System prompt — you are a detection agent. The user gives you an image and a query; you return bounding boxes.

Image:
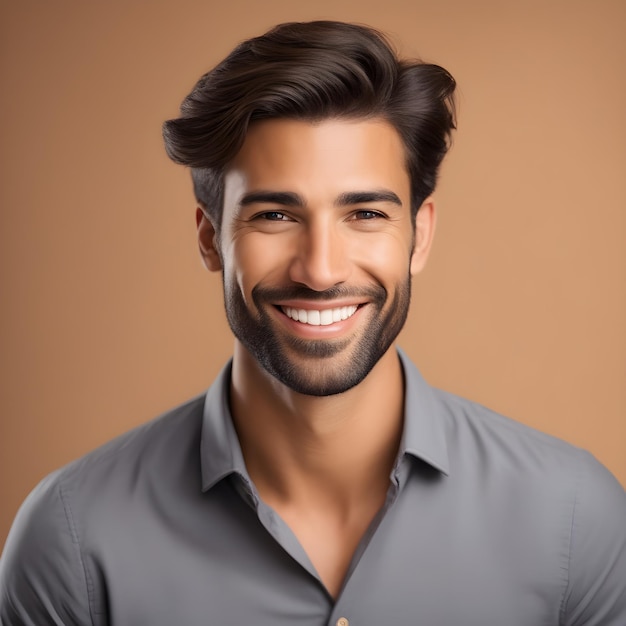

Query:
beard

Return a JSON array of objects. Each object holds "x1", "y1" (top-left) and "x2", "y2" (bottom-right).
[{"x1": 223, "y1": 274, "x2": 412, "y2": 397}]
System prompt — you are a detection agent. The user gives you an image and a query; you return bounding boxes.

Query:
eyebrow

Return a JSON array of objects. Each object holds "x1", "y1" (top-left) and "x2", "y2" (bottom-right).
[
  {"x1": 239, "y1": 191, "x2": 303, "y2": 207},
  {"x1": 238, "y1": 189, "x2": 403, "y2": 208},
  {"x1": 335, "y1": 190, "x2": 402, "y2": 207}
]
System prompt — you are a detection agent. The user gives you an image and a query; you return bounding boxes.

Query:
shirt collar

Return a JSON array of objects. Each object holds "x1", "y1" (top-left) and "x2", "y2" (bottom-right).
[
  {"x1": 200, "y1": 361, "x2": 250, "y2": 491},
  {"x1": 397, "y1": 348, "x2": 450, "y2": 476},
  {"x1": 200, "y1": 349, "x2": 450, "y2": 490}
]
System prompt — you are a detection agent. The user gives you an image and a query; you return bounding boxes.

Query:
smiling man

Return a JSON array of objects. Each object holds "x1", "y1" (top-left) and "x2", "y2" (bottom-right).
[
  {"x1": 215, "y1": 118, "x2": 421, "y2": 400},
  {"x1": 1, "y1": 20, "x2": 625, "y2": 626}
]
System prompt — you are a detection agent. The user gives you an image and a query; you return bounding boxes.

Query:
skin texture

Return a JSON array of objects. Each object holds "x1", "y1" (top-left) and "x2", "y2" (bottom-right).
[
  {"x1": 197, "y1": 117, "x2": 436, "y2": 597},
  {"x1": 199, "y1": 118, "x2": 431, "y2": 396}
]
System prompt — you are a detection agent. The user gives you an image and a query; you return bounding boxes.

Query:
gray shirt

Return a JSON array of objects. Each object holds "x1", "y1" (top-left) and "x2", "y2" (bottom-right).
[{"x1": 1, "y1": 351, "x2": 625, "y2": 625}]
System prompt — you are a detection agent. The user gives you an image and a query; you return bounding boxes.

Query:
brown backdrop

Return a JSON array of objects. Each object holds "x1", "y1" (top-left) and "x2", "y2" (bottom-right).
[{"x1": 1, "y1": 0, "x2": 625, "y2": 549}]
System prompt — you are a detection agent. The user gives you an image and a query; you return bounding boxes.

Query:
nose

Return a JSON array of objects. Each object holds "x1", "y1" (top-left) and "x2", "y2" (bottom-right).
[{"x1": 288, "y1": 220, "x2": 351, "y2": 291}]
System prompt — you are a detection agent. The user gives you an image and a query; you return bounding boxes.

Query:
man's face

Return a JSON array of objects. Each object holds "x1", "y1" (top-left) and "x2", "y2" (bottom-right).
[{"x1": 200, "y1": 118, "x2": 433, "y2": 396}]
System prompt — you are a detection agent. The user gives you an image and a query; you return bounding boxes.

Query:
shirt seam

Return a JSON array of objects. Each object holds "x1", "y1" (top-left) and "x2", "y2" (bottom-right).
[
  {"x1": 59, "y1": 483, "x2": 97, "y2": 626},
  {"x1": 558, "y1": 452, "x2": 583, "y2": 626}
]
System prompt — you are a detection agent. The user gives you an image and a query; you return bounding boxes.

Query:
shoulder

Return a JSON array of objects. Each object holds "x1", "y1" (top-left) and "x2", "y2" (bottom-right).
[
  {"x1": 432, "y1": 388, "x2": 626, "y2": 623},
  {"x1": 400, "y1": 350, "x2": 590, "y2": 481},
  {"x1": 56, "y1": 392, "x2": 206, "y2": 494},
  {"x1": 0, "y1": 393, "x2": 206, "y2": 624},
  {"x1": 432, "y1": 386, "x2": 624, "y2": 518},
  {"x1": 433, "y1": 387, "x2": 592, "y2": 476},
  {"x1": 44, "y1": 392, "x2": 208, "y2": 555},
  {"x1": 560, "y1": 448, "x2": 626, "y2": 624}
]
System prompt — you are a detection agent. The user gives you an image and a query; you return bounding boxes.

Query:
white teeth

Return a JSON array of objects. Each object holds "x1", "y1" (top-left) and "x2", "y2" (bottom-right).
[
  {"x1": 320, "y1": 310, "x2": 333, "y2": 325},
  {"x1": 282, "y1": 305, "x2": 358, "y2": 326}
]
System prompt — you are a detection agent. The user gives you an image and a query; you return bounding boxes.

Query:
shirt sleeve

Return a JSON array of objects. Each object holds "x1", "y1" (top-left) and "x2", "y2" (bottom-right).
[
  {"x1": 0, "y1": 472, "x2": 93, "y2": 626},
  {"x1": 561, "y1": 451, "x2": 626, "y2": 626}
]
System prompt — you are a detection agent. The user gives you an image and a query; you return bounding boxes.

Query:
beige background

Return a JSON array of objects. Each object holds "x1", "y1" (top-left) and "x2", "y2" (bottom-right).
[{"x1": 1, "y1": 0, "x2": 624, "y2": 549}]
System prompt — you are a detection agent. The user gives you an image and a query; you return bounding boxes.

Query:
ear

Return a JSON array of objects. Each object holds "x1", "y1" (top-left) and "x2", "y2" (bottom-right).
[
  {"x1": 196, "y1": 206, "x2": 223, "y2": 272},
  {"x1": 410, "y1": 197, "x2": 436, "y2": 276}
]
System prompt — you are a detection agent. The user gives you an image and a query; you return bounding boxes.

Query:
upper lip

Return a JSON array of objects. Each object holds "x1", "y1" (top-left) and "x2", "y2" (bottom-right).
[{"x1": 274, "y1": 299, "x2": 365, "y2": 310}]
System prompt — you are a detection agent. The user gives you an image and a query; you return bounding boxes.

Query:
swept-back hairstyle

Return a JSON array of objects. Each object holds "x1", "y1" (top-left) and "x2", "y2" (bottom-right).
[{"x1": 163, "y1": 21, "x2": 456, "y2": 228}]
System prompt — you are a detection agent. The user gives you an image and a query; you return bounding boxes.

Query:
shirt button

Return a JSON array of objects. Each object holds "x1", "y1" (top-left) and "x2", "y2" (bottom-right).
[{"x1": 336, "y1": 619, "x2": 349, "y2": 626}]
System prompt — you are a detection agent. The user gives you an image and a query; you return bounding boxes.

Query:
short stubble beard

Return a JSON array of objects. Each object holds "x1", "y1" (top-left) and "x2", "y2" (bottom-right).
[{"x1": 223, "y1": 277, "x2": 411, "y2": 397}]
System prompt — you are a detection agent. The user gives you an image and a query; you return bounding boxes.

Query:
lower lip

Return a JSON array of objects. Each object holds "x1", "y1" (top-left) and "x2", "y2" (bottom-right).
[{"x1": 275, "y1": 305, "x2": 365, "y2": 338}]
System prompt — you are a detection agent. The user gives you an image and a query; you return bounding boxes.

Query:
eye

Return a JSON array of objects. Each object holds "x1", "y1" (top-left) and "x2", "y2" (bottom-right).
[
  {"x1": 352, "y1": 209, "x2": 385, "y2": 220},
  {"x1": 255, "y1": 211, "x2": 292, "y2": 221}
]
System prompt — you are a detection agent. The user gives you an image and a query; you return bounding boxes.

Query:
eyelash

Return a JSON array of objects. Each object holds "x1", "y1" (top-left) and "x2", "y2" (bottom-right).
[
  {"x1": 352, "y1": 210, "x2": 385, "y2": 220},
  {"x1": 256, "y1": 211, "x2": 291, "y2": 221}
]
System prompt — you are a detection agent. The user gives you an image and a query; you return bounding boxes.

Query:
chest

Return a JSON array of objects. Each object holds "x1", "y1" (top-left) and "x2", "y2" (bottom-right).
[{"x1": 85, "y1": 476, "x2": 567, "y2": 626}]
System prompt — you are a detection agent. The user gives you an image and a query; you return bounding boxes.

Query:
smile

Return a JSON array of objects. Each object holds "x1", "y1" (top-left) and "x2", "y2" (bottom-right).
[{"x1": 280, "y1": 305, "x2": 358, "y2": 326}]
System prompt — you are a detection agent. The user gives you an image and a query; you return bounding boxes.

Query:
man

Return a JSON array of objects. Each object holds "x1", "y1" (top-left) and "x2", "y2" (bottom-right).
[{"x1": 1, "y1": 20, "x2": 625, "y2": 626}]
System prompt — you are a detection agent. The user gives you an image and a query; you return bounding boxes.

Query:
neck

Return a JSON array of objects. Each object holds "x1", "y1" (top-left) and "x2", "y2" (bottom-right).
[{"x1": 229, "y1": 343, "x2": 405, "y2": 511}]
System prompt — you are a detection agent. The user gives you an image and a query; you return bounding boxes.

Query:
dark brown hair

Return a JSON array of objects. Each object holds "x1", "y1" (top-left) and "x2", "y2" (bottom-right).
[{"x1": 163, "y1": 21, "x2": 456, "y2": 228}]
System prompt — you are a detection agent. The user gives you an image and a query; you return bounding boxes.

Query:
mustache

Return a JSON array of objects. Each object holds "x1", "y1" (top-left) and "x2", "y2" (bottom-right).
[{"x1": 251, "y1": 284, "x2": 387, "y2": 305}]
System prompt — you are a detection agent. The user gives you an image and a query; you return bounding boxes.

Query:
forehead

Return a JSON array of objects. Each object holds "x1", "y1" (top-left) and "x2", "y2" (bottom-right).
[{"x1": 225, "y1": 117, "x2": 410, "y2": 199}]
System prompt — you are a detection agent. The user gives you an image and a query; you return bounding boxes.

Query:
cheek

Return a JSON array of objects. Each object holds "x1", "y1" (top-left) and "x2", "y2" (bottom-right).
[
  {"x1": 353, "y1": 235, "x2": 413, "y2": 282},
  {"x1": 229, "y1": 235, "x2": 290, "y2": 298}
]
